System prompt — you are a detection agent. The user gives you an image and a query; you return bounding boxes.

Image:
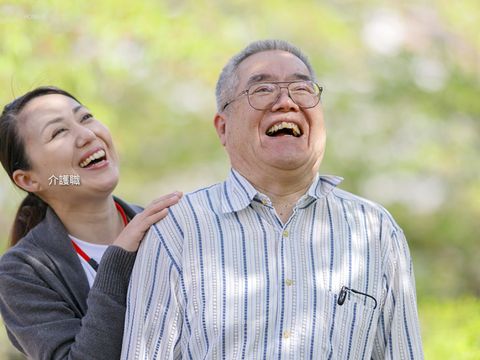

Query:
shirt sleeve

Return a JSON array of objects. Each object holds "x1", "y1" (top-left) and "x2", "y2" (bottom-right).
[
  {"x1": 121, "y1": 219, "x2": 184, "y2": 360},
  {"x1": 0, "y1": 245, "x2": 136, "y2": 360},
  {"x1": 372, "y1": 229, "x2": 424, "y2": 359}
]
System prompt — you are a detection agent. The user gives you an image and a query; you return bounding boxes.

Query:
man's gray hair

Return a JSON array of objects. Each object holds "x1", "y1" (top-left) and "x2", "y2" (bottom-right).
[{"x1": 215, "y1": 39, "x2": 316, "y2": 112}]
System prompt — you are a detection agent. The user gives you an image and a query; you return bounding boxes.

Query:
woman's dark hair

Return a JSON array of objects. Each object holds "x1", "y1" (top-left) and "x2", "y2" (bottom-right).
[{"x1": 0, "y1": 86, "x2": 81, "y2": 246}]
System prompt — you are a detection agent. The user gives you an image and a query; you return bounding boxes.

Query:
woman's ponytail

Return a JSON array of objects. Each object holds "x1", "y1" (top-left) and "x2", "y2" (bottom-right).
[
  {"x1": 10, "y1": 193, "x2": 47, "y2": 246},
  {"x1": 0, "y1": 87, "x2": 80, "y2": 247}
]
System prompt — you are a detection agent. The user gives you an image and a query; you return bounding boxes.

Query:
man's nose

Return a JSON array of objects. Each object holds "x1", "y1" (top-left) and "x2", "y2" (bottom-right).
[{"x1": 271, "y1": 87, "x2": 299, "y2": 111}]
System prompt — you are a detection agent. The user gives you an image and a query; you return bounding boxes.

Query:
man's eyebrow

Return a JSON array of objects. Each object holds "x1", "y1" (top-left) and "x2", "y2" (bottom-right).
[
  {"x1": 246, "y1": 74, "x2": 272, "y2": 87},
  {"x1": 246, "y1": 72, "x2": 312, "y2": 87},
  {"x1": 291, "y1": 73, "x2": 312, "y2": 81}
]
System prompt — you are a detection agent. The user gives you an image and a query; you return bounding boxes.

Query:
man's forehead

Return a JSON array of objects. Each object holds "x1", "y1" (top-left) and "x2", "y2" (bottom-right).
[{"x1": 236, "y1": 50, "x2": 311, "y2": 84}]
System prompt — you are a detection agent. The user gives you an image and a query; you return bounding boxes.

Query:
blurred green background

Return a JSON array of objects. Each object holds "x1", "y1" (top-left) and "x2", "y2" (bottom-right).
[{"x1": 0, "y1": 0, "x2": 478, "y2": 358}]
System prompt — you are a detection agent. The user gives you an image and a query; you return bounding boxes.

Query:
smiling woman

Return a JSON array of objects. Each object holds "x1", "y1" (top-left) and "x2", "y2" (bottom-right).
[
  {"x1": 0, "y1": 86, "x2": 181, "y2": 359},
  {"x1": 9, "y1": 90, "x2": 122, "y2": 217}
]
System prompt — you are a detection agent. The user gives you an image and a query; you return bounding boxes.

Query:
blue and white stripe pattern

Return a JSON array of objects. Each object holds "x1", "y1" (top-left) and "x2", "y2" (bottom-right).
[{"x1": 122, "y1": 169, "x2": 423, "y2": 359}]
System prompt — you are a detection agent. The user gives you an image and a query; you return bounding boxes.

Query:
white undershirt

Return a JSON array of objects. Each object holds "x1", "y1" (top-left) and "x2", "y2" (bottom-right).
[{"x1": 70, "y1": 236, "x2": 109, "y2": 287}]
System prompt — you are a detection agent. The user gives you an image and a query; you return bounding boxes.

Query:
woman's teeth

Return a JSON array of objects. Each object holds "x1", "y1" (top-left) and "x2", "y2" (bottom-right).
[{"x1": 79, "y1": 149, "x2": 106, "y2": 168}]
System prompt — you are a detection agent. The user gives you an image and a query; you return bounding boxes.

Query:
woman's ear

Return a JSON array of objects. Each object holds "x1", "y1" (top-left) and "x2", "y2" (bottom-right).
[
  {"x1": 12, "y1": 169, "x2": 42, "y2": 193},
  {"x1": 214, "y1": 112, "x2": 227, "y2": 146}
]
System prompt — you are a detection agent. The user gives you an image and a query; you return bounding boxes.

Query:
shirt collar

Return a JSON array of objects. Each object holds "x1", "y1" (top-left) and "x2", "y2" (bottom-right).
[
  {"x1": 220, "y1": 169, "x2": 258, "y2": 214},
  {"x1": 220, "y1": 169, "x2": 343, "y2": 214},
  {"x1": 307, "y1": 174, "x2": 344, "y2": 200}
]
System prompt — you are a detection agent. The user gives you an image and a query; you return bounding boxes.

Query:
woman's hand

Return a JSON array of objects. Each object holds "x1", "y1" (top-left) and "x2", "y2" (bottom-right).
[{"x1": 113, "y1": 192, "x2": 182, "y2": 252}]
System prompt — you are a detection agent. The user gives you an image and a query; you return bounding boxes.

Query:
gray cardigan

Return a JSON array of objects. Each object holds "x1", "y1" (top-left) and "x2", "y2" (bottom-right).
[{"x1": 0, "y1": 198, "x2": 142, "y2": 360}]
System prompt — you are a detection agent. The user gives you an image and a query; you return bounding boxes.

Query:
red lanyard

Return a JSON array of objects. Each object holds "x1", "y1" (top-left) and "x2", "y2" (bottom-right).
[
  {"x1": 71, "y1": 202, "x2": 129, "y2": 271},
  {"x1": 115, "y1": 201, "x2": 128, "y2": 227},
  {"x1": 71, "y1": 240, "x2": 100, "y2": 271}
]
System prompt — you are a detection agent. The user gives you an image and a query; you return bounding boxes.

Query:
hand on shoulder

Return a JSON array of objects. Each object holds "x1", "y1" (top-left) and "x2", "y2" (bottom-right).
[{"x1": 113, "y1": 192, "x2": 182, "y2": 252}]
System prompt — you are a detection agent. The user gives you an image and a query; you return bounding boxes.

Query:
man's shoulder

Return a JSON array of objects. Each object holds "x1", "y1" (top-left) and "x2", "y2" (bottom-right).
[
  {"x1": 187, "y1": 181, "x2": 224, "y2": 199},
  {"x1": 330, "y1": 187, "x2": 380, "y2": 207},
  {"x1": 329, "y1": 187, "x2": 401, "y2": 230},
  {"x1": 152, "y1": 182, "x2": 225, "y2": 229},
  {"x1": 174, "y1": 182, "x2": 224, "y2": 211},
  {"x1": 144, "y1": 182, "x2": 225, "y2": 252}
]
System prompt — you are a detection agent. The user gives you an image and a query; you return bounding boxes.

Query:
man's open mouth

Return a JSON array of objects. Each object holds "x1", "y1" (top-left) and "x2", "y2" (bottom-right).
[{"x1": 266, "y1": 122, "x2": 302, "y2": 137}]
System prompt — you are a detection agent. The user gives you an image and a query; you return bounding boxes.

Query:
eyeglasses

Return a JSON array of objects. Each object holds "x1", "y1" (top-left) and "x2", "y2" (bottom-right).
[{"x1": 222, "y1": 80, "x2": 323, "y2": 111}]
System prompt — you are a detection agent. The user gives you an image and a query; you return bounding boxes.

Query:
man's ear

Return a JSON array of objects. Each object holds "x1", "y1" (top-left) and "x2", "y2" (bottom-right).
[
  {"x1": 12, "y1": 169, "x2": 42, "y2": 193},
  {"x1": 214, "y1": 112, "x2": 227, "y2": 146}
]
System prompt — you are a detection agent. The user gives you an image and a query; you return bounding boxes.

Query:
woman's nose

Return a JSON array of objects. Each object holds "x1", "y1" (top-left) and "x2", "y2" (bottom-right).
[{"x1": 75, "y1": 125, "x2": 96, "y2": 148}]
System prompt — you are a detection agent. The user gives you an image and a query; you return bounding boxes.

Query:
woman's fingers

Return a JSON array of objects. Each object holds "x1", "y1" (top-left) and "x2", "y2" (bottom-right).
[
  {"x1": 137, "y1": 202, "x2": 175, "y2": 230},
  {"x1": 148, "y1": 191, "x2": 183, "y2": 206},
  {"x1": 145, "y1": 208, "x2": 170, "y2": 226},
  {"x1": 141, "y1": 192, "x2": 182, "y2": 216},
  {"x1": 113, "y1": 192, "x2": 182, "y2": 252}
]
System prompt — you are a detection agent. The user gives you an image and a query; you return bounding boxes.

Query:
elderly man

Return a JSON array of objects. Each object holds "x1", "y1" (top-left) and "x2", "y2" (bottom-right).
[{"x1": 121, "y1": 40, "x2": 423, "y2": 359}]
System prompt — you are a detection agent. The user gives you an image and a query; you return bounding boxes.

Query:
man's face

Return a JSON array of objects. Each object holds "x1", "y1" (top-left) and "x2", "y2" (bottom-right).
[{"x1": 215, "y1": 50, "x2": 326, "y2": 180}]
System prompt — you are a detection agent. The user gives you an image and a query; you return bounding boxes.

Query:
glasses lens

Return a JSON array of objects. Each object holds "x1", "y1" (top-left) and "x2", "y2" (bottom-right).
[
  {"x1": 289, "y1": 81, "x2": 320, "y2": 108},
  {"x1": 248, "y1": 81, "x2": 321, "y2": 110},
  {"x1": 248, "y1": 83, "x2": 277, "y2": 110}
]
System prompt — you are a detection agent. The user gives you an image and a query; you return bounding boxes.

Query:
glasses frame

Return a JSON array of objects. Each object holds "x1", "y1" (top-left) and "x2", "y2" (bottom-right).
[{"x1": 222, "y1": 80, "x2": 323, "y2": 111}]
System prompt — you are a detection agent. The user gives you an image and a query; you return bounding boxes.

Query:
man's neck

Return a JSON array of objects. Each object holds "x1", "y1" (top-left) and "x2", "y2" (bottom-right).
[{"x1": 237, "y1": 167, "x2": 317, "y2": 224}]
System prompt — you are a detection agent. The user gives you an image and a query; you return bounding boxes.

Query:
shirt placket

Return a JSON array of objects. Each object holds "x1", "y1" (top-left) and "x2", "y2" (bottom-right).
[
  {"x1": 278, "y1": 221, "x2": 295, "y2": 359},
  {"x1": 269, "y1": 199, "x2": 301, "y2": 359}
]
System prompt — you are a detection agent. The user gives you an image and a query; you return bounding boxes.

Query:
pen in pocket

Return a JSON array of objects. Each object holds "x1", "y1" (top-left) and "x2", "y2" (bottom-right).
[{"x1": 337, "y1": 286, "x2": 378, "y2": 309}]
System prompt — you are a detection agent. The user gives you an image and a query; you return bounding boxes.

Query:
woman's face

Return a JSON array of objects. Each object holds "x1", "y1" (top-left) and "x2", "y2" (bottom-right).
[{"x1": 15, "y1": 94, "x2": 119, "y2": 204}]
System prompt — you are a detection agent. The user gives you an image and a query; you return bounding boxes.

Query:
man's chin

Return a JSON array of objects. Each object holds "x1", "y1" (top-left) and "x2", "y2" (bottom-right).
[{"x1": 263, "y1": 156, "x2": 309, "y2": 172}]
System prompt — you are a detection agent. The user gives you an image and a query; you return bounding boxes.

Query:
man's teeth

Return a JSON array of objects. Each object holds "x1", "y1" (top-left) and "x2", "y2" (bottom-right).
[
  {"x1": 266, "y1": 122, "x2": 301, "y2": 137},
  {"x1": 79, "y1": 149, "x2": 106, "y2": 168}
]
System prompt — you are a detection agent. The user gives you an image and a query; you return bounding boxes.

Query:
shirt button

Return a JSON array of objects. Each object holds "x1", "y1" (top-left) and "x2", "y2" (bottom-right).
[
  {"x1": 283, "y1": 330, "x2": 291, "y2": 339},
  {"x1": 285, "y1": 279, "x2": 294, "y2": 286},
  {"x1": 282, "y1": 230, "x2": 289, "y2": 237}
]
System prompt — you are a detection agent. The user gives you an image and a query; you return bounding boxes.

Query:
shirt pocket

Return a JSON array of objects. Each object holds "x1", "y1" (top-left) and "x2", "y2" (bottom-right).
[{"x1": 320, "y1": 289, "x2": 379, "y2": 360}]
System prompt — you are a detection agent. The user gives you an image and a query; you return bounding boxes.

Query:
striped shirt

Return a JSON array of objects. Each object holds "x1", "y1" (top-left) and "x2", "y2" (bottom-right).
[{"x1": 122, "y1": 169, "x2": 423, "y2": 359}]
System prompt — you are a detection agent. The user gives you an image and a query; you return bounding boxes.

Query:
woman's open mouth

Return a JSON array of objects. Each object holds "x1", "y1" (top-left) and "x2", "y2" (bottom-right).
[{"x1": 79, "y1": 149, "x2": 107, "y2": 168}]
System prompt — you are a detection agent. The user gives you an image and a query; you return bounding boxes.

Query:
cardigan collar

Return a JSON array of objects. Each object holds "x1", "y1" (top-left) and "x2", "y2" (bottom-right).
[{"x1": 28, "y1": 196, "x2": 139, "y2": 314}]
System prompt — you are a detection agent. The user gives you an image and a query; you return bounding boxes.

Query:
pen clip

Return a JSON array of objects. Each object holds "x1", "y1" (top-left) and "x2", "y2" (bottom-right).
[
  {"x1": 337, "y1": 286, "x2": 378, "y2": 309},
  {"x1": 337, "y1": 286, "x2": 348, "y2": 306}
]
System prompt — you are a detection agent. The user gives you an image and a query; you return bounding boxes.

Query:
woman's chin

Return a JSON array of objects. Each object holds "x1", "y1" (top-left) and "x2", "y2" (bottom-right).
[
  {"x1": 77, "y1": 175, "x2": 119, "y2": 198},
  {"x1": 94, "y1": 177, "x2": 119, "y2": 195}
]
